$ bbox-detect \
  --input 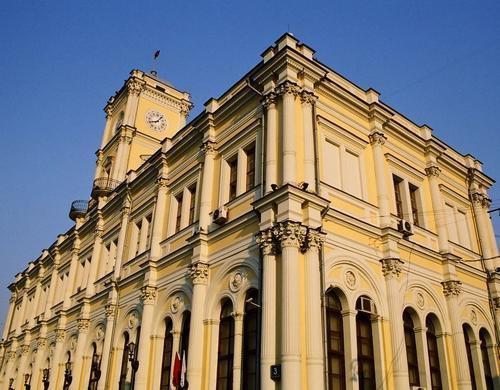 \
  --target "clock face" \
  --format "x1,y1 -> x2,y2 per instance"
146,110 -> 167,131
